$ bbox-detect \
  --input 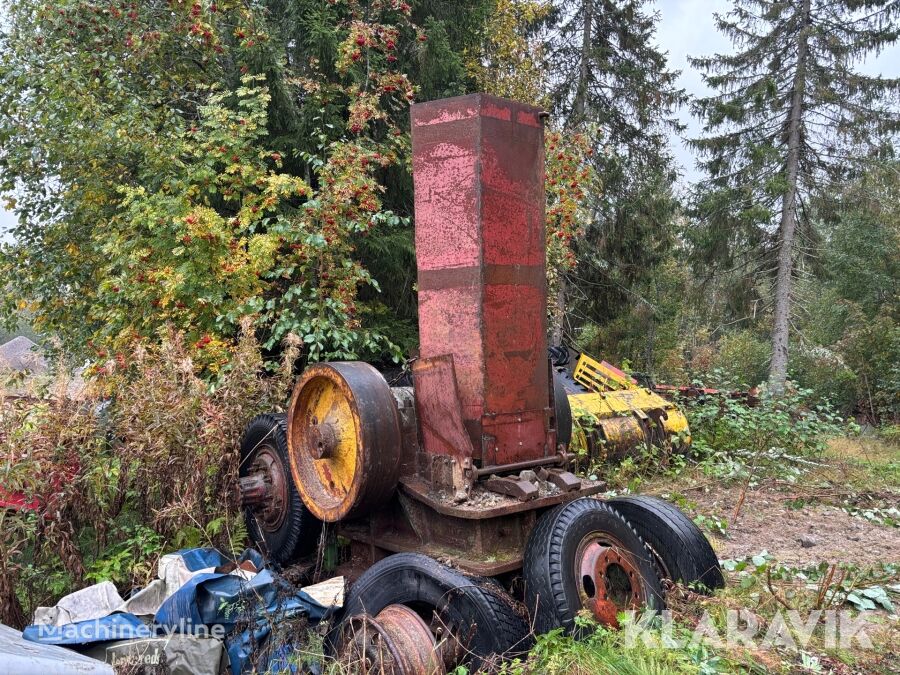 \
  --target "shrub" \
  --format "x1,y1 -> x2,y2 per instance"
0,323 -> 291,627
789,344 -> 857,415
839,310 -> 900,423
681,384 -> 852,483
706,330 -> 770,389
